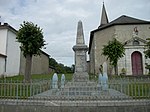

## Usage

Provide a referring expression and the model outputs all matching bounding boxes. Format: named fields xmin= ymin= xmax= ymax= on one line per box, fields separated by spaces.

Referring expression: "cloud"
xmin=0 ymin=0 xmax=150 ymax=66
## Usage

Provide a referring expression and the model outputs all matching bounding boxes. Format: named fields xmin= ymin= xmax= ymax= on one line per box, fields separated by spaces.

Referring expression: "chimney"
xmin=4 ymin=23 xmax=8 ymax=26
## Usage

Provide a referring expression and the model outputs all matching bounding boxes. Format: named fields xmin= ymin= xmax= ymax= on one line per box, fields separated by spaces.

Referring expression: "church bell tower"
xmin=99 ymin=2 xmax=109 ymax=28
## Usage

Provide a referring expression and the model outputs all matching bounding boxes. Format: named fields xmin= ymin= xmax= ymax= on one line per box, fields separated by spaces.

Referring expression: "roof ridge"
xmin=110 ymin=15 xmax=150 ymax=24
xmin=97 ymin=15 xmax=150 ymax=30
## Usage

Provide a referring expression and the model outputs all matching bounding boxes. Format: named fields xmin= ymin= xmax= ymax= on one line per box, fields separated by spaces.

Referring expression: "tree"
xmin=56 ymin=63 xmax=65 ymax=73
xmin=102 ymin=38 xmax=125 ymax=75
xmin=16 ymin=21 xmax=46 ymax=82
xmin=49 ymin=57 xmax=73 ymax=73
xmin=144 ymin=38 xmax=150 ymax=74
xmin=64 ymin=66 xmax=73 ymax=73
xmin=49 ymin=57 xmax=58 ymax=68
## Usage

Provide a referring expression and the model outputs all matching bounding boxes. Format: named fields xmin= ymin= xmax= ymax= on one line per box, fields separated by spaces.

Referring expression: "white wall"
xmin=5 ymin=30 xmax=21 ymax=76
xmin=0 ymin=56 xmax=5 ymax=76
xmin=0 ymin=29 xmax=7 ymax=55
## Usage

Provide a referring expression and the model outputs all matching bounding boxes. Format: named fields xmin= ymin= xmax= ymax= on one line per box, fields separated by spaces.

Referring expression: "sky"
xmin=0 ymin=0 xmax=150 ymax=67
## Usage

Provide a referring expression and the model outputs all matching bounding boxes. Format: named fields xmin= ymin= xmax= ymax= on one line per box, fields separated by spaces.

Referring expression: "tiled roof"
xmin=110 ymin=15 xmax=149 ymax=24
xmin=97 ymin=15 xmax=150 ymax=31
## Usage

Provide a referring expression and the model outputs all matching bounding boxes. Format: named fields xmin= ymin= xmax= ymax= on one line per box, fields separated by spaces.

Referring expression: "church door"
xmin=131 ymin=51 xmax=143 ymax=75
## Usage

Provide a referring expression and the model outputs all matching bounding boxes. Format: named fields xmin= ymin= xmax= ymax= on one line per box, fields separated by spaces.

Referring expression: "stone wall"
xmin=89 ymin=26 xmax=115 ymax=74
xmin=0 ymin=105 xmax=150 ymax=112
xmin=19 ymin=51 xmax=50 ymax=75
xmin=0 ymin=99 xmax=149 ymax=112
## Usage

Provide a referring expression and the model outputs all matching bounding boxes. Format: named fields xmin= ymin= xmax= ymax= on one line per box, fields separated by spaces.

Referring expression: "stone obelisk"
xmin=73 ymin=20 xmax=89 ymax=81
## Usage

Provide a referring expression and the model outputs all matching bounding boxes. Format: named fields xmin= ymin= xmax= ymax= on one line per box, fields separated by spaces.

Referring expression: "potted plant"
xmin=121 ymin=68 xmax=126 ymax=76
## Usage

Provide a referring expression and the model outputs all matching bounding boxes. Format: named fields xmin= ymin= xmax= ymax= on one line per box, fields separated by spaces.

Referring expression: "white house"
xmin=0 ymin=22 xmax=50 ymax=77
xmin=0 ymin=23 xmax=20 ymax=76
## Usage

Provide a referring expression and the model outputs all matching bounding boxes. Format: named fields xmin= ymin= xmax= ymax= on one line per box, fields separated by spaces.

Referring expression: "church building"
xmin=88 ymin=4 xmax=150 ymax=76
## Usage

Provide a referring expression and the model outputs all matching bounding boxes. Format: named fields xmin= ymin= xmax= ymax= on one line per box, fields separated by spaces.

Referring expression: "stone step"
xmin=60 ymin=86 xmax=101 ymax=91
xmin=60 ymin=91 xmax=101 ymax=96
xmin=59 ymin=86 xmax=102 ymax=96
xmin=65 ymin=81 xmax=96 ymax=86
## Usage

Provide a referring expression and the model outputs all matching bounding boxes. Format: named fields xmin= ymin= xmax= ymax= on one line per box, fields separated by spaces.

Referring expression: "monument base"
xmin=73 ymin=72 xmax=89 ymax=82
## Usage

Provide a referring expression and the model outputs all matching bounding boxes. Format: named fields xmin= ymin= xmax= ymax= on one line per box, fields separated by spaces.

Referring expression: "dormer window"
xmin=133 ymin=40 xmax=140 ymax=45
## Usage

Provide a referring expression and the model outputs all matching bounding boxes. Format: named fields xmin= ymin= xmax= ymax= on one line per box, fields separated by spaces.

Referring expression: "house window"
xmin=133 ymin=40 xmax=140 ymax=45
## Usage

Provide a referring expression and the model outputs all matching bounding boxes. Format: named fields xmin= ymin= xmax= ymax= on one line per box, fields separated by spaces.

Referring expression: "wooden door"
xmin=131 ymin=51 xmax=143 ymax=75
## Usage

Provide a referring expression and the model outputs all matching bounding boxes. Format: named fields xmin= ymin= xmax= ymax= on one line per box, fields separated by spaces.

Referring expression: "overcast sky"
xmin=0 ymin=0 xmax=150 ymax=66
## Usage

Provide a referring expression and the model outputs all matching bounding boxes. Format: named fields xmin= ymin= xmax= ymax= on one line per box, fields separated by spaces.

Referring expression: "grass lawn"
xmin=0 ymin=73 xmax=73 ymax=81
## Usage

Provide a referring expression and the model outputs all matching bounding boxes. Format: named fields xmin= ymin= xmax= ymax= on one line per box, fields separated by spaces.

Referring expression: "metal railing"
xmin=0 ymin=78 xmax=150 ymax=100
xmin=0 ymin=79 xmax=50 ymax=99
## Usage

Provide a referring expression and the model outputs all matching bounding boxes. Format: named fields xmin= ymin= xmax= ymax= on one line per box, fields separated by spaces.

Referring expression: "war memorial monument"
xmin=34 ymin=21 xmax=130 ymax=100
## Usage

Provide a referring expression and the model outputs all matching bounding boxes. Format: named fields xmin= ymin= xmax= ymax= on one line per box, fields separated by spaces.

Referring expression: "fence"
xmin=109 ymin=78 xmax=150 ymax=99
xmin=0 ymin=78 xmax=150 ymax=100
xmin=0 ymin=79 xmax=50 ymax=99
